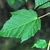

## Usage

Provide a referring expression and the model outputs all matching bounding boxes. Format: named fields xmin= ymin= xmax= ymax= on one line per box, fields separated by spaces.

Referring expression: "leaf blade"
xmin=32 ymin=39 xmax=47 ymax=48
xmin=0 ymin=9 xmax=41 ymax=42
xmin=38 ymin=2 xmax=50 ymax=9
xmin=35 ymin=0 xmax=49 ymax=9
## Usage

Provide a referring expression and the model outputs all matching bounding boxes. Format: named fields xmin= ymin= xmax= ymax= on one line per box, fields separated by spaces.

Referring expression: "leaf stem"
xmin=47 ymin=41 xmax=50 ymax=50
xmin=39 ymin=12 xmax=50 ymax=19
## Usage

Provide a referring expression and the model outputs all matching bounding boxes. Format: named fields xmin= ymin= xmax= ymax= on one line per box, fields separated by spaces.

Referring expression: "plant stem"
xmin=39 ymin=12 xmax=50 ymax=19
xmin=47 ymin=41 xmax=50 ymax=50
xmin=47 ymin=45 xmax=50 ymax=50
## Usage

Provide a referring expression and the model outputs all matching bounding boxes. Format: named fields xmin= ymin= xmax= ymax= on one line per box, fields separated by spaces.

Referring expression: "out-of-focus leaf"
xmin=10 ymin=0 xmax=15 ymax=4
xmin=19 ymin=0 xmax=23 ymax=2
xmin=6 ymin=0 xmax=25 ymax=10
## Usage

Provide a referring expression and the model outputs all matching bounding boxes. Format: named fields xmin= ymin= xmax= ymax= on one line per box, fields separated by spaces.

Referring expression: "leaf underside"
xmin=0 ymin=9 xmax=41 ymax=43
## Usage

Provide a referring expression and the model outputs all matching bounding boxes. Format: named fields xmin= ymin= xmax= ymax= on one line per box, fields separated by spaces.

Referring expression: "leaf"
xmin=32 ymin=39 xmax=47 ymax=49
xmin=35 ymin=0 xmax=49 ymax=9
xmin=6 ymin=0 xmax=24 ymax=10
xmin=10 ymin=0 xmax=15 ymax=4
xmin=0 ymin=9 xmax=41 ymax=43
xmin=38 ymin=2 xmax=50 ymax=9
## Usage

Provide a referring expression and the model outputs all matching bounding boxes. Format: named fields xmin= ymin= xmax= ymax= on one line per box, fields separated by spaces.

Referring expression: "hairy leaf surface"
xmin=0 ymin=9 xmax=41 ymax=42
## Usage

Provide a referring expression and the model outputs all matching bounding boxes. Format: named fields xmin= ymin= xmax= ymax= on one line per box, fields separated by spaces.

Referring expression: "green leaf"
xmin=35 ymin=0 xmax=49 ymax=9
xmin=38 ymin=2 xmax=50 ymax=9
xmin=10 ymin=0 xmax=15 ymax=4
xmin=6 ymin=0 xmax=24 ymax=10
xmin=0 ymin=9 xmax=41 ymax=43
xmin=32 ymin=39 xmax=47 ymax=48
